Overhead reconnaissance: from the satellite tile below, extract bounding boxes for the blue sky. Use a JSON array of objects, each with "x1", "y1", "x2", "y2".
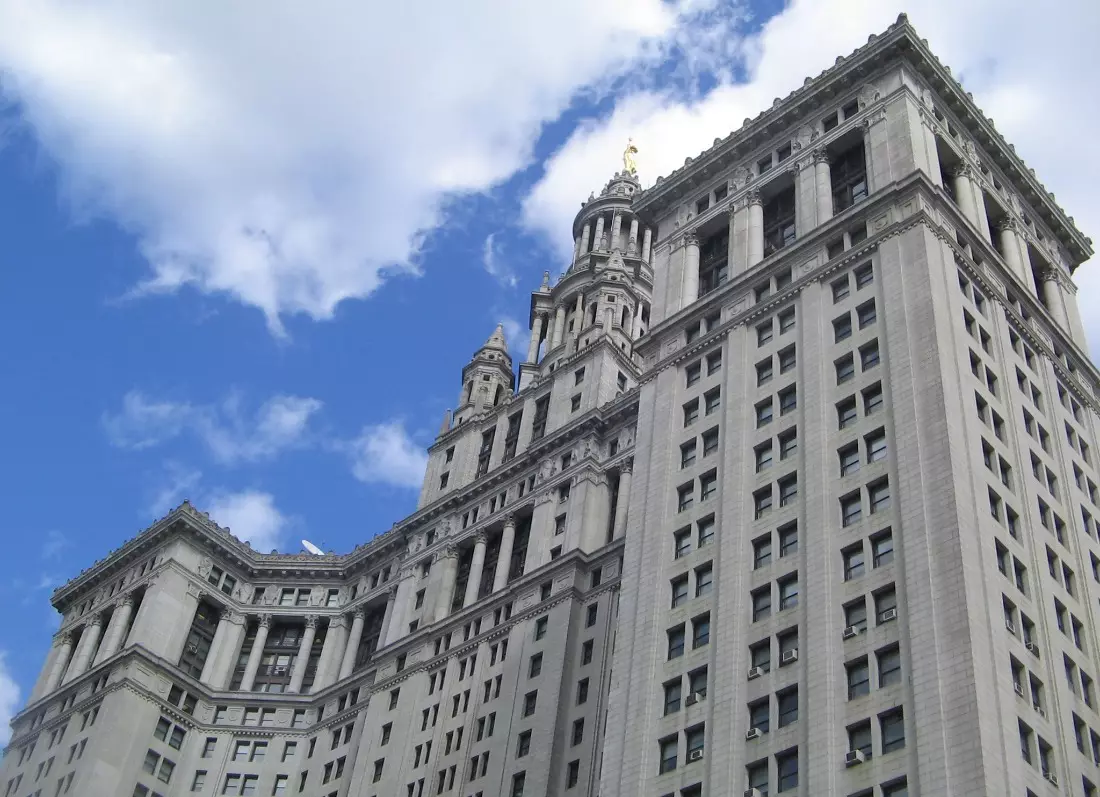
[{"x1": 0, "y1": 0, "x2": 1097, "y2": 743}]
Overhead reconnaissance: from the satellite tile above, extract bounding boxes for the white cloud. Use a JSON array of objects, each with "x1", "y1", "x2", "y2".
[
  {"x1": 148, "y1": 461, "x2": 204, "y2": 517},
  {"x1": 104, "y1": 391, "x2": 322, "y2": 464},
  {"x1": 348, "y1": 421, "x2": 428, "y2": 490},
  {"x1": 482, "y1": 233, "x2": 518, "y2": 288},
  {"x1": 0, "y1": 0, "x2": 731, "y2": 334},
  {"x1": 523, "y1": 0, "x2": 1100, "y2": 348},
  {"x1": 0, "y1": 652, "x2": 19, "y2": 747},
  {"x1": 206, "y1": 490, "x2": 288, "y2": 553}
]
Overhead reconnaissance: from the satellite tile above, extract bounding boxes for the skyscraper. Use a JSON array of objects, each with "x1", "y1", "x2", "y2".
[{"x1": 2, "y1": 14, "x2": 1097, "y2": 797}]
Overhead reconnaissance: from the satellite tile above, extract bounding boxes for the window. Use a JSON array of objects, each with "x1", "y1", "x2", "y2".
[
  {"x1": 848, "y1": 720, "x2": 873, "y2": 758},
  {"x1": 777, "y1": 687, "x2": 798, "y2": 727},
  {"x1": 753, "y1": 535, "x2": 773, "y2": 568},
  {"x1": 671, "y1": 576, "x2": 689, "y2": 608},
  {"x1": 749, "y1": 698, "x2": 770, "y2": 733},
  {"x1": 702, "y1": 427, "x2": 719, "y2": 457},
  {"x1": 841, "y1": 493, "x2": 862, "y2": 526},
  {"x1": 750, "y1": 639, "x2": 771, "y2": 673},
  {"x1": 854, "y1": 263, "x2": 873, "y2": 289},
  {"x1": 779, "y1": 307, "x2": 796, "y2": 333},
  {"x1": 664, "y1": 680, "x2": 683, "y2": 715},
  {"x1": 581, "y1": 640, "x2": 593, "y2": 664},
  {"x1": 511, "y1": 773, "x2": 526, "y2": 797},
  {"x1": 838, "y1": 397, "x2": 857, "y2": 429},
  {"x1": 516, "y1": 731, "x2": 531, "y2": 758},
  {"x1": 847, "y1": 657, "x2": 870, "y2": 699},
  {"x1": 757, "y1": 320, "x2": 774, "y2": 346},
  {"x1": 871, "y1": 530, "x2": 894, "y2": 567},
  {"x1": 779, "y1": 523, "x2": 798, "y2": 556},
  {"x1": 863, "y1": 383, "x2": 883, "y2": 414},
  {"x1": 674, "y1": 529, "x2": 691, "y2": 558},
  {"x1": 528, "y1": 653, "x2": 543, "y2": 678},
  {"x1": 668, "y1": 626, "x2": 686, "y2": 659},
  {"x1": 522, "y1": 691, "x2": 537, "y2": 716},
  {"x1": 839, "y1": 443, "x2": 860, "y2": 476},
  {"x1": 659, "y1": 737, "x2": 678, "y2": 774},
  {"x1": 860, "y1": 340, "x2": 880, "y2": 370},
  {"x1": 834, "y1": 313, "x2": 852, "y2": 342},
  {"x1": 778, "y1": 386, "x2": 796, "y2": 415},
  {"x1": 843, "y1": 544, "x2": 865, "y2": 581},
  {"x1": 747, "y1": 760, "x2": 769, "y2": 794},
  {"x1": 692, "y1": 613, "x2": 710, "y2": 648},
  {"x1": 836, "y1": 354, "x2": 855, "y2": 383},
  {"x1": 857, "y1": 299, "x2": 876, "y2": 328},
  {"x1": 704, "y1": 388, "x2": 720, "y2": 415},
  {"x1": 880, "y1": 709, "x2": 905, "y2": 753},
  {"x1": 752, "y1": 587, "x2": 772, "y2": 621},
  {"x1": 696, "y1": 564, "x2": 713, "y2": 597},
  {"x1": 707, "y1": 350, "x2": 722, "y2": 375},
  {"x1": 684, "y1": 399, "x2": 699, "y2": 426},
  {"x1": 778, "y1": 475, "x2": 797, "y2": 506},
  {"x1": 875, "y1": 586, "x2": 897, "y2": 623},
  {"x1": 776, "y1": 748, "x2": 798, "y2": 792},
  {"x1": 685, "y1": 362, "x2": 701, "y2": 387},
  {"x1": 754, "y1": 486, "x2": 773, "y2": 519},
  {"x1": 832, "y1": 276, "x2": 851, "y2": 302},
  {"x1": 678, "y1": 483, "x2": 694, "y2": 512},
  {"x1": 882, "y1": 780, "x2": 908, "y2": 797},
  {"x1": 845, "y1": 598, "x2": 868, "y2": 632},
  {"x1": 757, "y1": 357, "x2": 774, "y2": 386},
  {"x1": 778, "y1": 575, "x2": 798, "y2": 610},
  {"x1": 681, "y1": 440, "x2": 697, "y2": 469},
  {"x1": 756, "y1": 441, "x2": 774, "y2": 472},
  {"x1": 869, "y1": 479, "x2": 890, "y2": 513},
  {"x1": 700, "y1": 471, "x2": 717, "y2": 502}
]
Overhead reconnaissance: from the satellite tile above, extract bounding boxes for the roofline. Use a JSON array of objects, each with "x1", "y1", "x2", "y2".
[{"x1": 632, "y1": 14, "x2": 1091, "y2": 266}]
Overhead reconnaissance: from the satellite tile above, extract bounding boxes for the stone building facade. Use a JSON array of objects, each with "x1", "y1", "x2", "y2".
[{"x1": 3, "y1": 14, "x2": 1099, "y2": 797}]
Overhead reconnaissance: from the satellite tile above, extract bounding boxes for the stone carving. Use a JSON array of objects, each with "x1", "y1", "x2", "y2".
[
  {"x1": 197, "y1": 557, "x2": 212, "y2": 579},
  {"x1": 257, "y1": 614, "x2": 272, "y2": 628},
  {"x1": 731, "y1": 166, "x2": 752, "y2": 189},
  {"x1": 305, "y1": 615, "x2": 319, "y2": 629},
  {"x1": 963, "y1": 139, "x2": 979, "y2": 163},
  {"x1": 792, "y1": 125, "x2": 817, "y2": 151},
  {"x1": 746, "y1": 188, "x2": 763, "y2": 206},
  {"x1": 857, "y1": 82, "x2": 881, "y2": 110}
]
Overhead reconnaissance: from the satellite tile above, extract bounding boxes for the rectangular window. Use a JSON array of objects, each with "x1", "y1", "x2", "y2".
[
  {"x1": 880, "y1": 709, "x2": 906, "y2": 753},
  {"x1": 847, "y1": 657, "x2": 870, "y2": 699}
]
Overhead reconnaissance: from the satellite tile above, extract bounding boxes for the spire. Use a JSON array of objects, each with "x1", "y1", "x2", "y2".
[
  {"x1": 483, "y1": 323, "x2": 508, "y2": 353},
  {"x1": 438, "y1": 408, "x2": 452, "y2": 436}
]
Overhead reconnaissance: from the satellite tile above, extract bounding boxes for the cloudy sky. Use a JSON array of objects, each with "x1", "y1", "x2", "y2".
[{"x1": 0, "y1": 0, "x2": 1097, "y2": 743}]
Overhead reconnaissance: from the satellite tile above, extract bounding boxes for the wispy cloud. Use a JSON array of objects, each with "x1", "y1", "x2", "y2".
[
  {"x1": 103, "y1": 391, "x2": 322, "y2": 465},
  {"x1": 346, "y1": 421, "x2": 428, "y2": 490},
  {"x1": 206, "y1": 490, "x2": 289, "y2": 553},
  {"x1": 0, "y1": 653, "x2": 18, "y2": 746},
  {"x1": 482, "y1": 232, "x2": 518, "y2": 288},
  {"x1": 148, "y1": 461, "x2": 204, "y2": 517},
  {"x1": 40, "y1": 530, "x2": 69, "y2": 561}
]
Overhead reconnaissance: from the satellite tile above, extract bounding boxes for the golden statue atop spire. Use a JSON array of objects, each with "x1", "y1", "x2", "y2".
[{"x1": 623, "y1": 138, "x2": 638, "y2": 175}]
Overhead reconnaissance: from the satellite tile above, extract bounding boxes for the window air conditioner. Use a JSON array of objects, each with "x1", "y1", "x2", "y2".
[
  {"x1": 844, "y1": 750, "x2": 866, "y2": 767},
  {"x1": 880, "y1": 608, "x2": 898, "y2": 622},
  {"x1": 744, "y1": 790, "x2": 762, "y2": 797},
  {"x1": 1025, "y1": 641, "x2": 1040, "y2": 656},
  {"x1": 1014, "y1": 682, "x2": 1025, "y2": 697},
  {"x1": 1043, "y1": 771, "x2": 1058, "y2": 786},
  {"x1": 842, "y1": 625, "x2": 862, "y2": 640},
  {"x1": 745, "y1": 727, "x2": 762, "y2": 741},
  {"x1": 687, "y1": 749, "x2": 704, "y2": 762},
  {"x1": 781, "y1": 648, "x2": 799, "y2": 664},
  {"x1": 747, "y1": 666, "x2": 764, "y2": 680}
]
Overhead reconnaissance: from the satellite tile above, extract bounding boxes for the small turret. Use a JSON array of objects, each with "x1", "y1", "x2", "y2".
[{"x1": 454, "y1": 324, "x2": 515, "y2": 423}]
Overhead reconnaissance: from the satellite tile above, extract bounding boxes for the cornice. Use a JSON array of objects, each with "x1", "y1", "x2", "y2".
[{"x1": 632, "y1": 15, "x2": 1090, "y2": 265}]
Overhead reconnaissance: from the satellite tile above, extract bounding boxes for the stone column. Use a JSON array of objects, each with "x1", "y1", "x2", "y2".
[
  {"x1": 95, "y1": 594, "x2": 135, "y2": 664},
  {"x1": 312, "y1": 616, "x2": 346, "y2": 692},
  {"x1": 464, "y1": 533, "x2": 488, "y2": 607},
  {"x1": 64, "y1": 617, "x2": 103, "y2": 683},
  {"x1": 813, "y1": 148, "x2": 833, "y2": 225},
  {"x1": 572, "y1": 234, "x2": 582, "y2": 265},
  {"x1": 339, "y1": 609, "x2": 366, "y2": 680},
  {"x1": 997, "y1": 218, "x2": 1027, "y2": 283},
  {"x1": 45, "y1": 633, "x2": 75, "y2": 692},
  {"x1": 1037, "y1": 265, "x2": 1071, "y2": 330},
  {"x1": 198, "y1": 610, "x2": 230, "y2": 686},
  {"x1": 239, "y1": 615, "x2": 271, "y2": 692},
  {"x1": 550, "y1": 306, "x2": 566, "y2": 350},
  {"x1": 213, "y1": 611, "x2": 247, "y2": 689},
  {"x1": 631, "y1": 304, "x2": 644, "y2": 339},
  {"x1": 641, "y1": 228, "x2": 653, "y2": 263},
  {"x1": 288, "y1": 616, "x2": 318, "y2": 694},
  {"x1": 681, "y1": 232, "x2": 700, "y2": 308},
  {"x1": 492, "y1": 516, "x2": 517, "y2": 592},
  {"x1": 918, "y1": 109, "x2": 943, "y2": 187},
  {"x1": 747, "y1": 190, "x2": 764, "y2": 267},
  {"x1": 379, "y1": 587, "x2": 397, "y2": 647},
  {"x1": 627, "y1": 218, "x2": 639, "y2": 255},
  {"x1": 610, "y1": 212, "x2": 623, "y2": 251},
  {"x1": 433, "y1": 548, "x2": 459, "y2": 624},
  {"x1": 384, "y1": 575, "x2": 415, "y2": 646},
  {"x1": 580, "y1": 474, "x2": 610, "y2": 552},
  {"x1": 579, "y1": 222, "x2": 592, "y2": 256},
  {"x1": 972, "y1": 180, "x2": 992, "y2": 243},
  {"x1": 573, "y1": 293, "x2": 584, "y2": 333},
  {"x1": 951, "y1": 165, "x2": 979, "y2": 229},
  {"x1": 593, "y1": 215, "x2": 606, "y2": 250},
  {"x1": 613, "y1": 460, "x2": 633, "y2": 540},
  {"x1": 602, "y1": 306, "x2": 614, "y2": 335},
  {"x1": 526, "y1": 313, "x2": 545, "y2": 363}
]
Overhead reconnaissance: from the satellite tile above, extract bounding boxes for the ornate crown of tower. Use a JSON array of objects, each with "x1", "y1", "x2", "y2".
[
  {"x1": 517, "y1": 160, "x2": 655, "y2": 390},
  {"x1": 453, "y1": 323, "x2": 515, "y2": 423}
]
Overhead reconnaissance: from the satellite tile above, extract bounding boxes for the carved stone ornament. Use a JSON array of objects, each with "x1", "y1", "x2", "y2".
[
  {"x1": 731, "y1": 166, "x2": 752, "y2": 189},
  {"x1": 857, "y1": 82, "x2": 881, "y2": 110},
  {"x1": 87, "y1": 615, "x2": 103, "y2": 629},
  {"x1": 995, "y1": 216, "x2": 1020, "y2": 234},
  {"x1": 812, "y1": 147, "x2": 831, "y2": 166},
  {"x1": 304, "y1": 615, "x2": 319, "y2": 629},
  {"x1": 440, "y1": 545, "x2": 458, "y2": 561},
  {"x1": 746, "y1": 188, "x2": 763, "y2": 205},
  {"x1": 57, "y1": 631, "x2": 73, "y2": 647},
  {"x1": 257, "y1": 614, "x2": 272, "y2": 628},
  {"x1": 621, "y1": 457, "x2": 634, "y2": 475},
  {"x1": 1034, "y1": 263, "x2": 1061, "y2": 285},
  {"x1": 502, "y1": 513, "x2": 517, "y2": 529},
  {"x1": 353, "y1": 607, "x2": 367, "y2": 621},
  {"x1": 474, "y1": 531, "x2": 488, "y2": 547},
  {"x1": 118, "y1": 592, "x2": 135, "y2": 608},
  {"x1": 793, "y1": 125, "x2": 817, "y2": 151},
  {"x1": 197, "y1": 557, "x2": 213, "y2": 578},
  {"x1": 963, "y1": 139, "x2": 979, "y2": 163},
  {"x1": 387, "y1": 584, "x2": 399, "y2": 601}
]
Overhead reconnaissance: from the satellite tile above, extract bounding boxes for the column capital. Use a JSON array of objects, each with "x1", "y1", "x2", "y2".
[
  {"x1": 86, "y1": 615, "x2": 103, "y2": 629},
  {"x1": 304, "y1": 615, "x2": 319, "y2": 629},
  {"x1": 1035, "y1": 263, "x2": 1063, "y2": 285},
  {"x1": 474, "y1": 531, "x2": 489, "y2": 547},
  {"x1": 502, "y1": 513, "x2": 517, "y2": 530},
  {"x1": 949, "y1": 163, "x2": 974, "y2": 180},
  {"x1": 387, "y1": 584, "x2": 399, "y2": 601},
  {"x1": 621, "y1": 457, "x2": 634, "y2": 475},
  {"x1": 226, "y1": 611, "x2": 247, "y2": 627},
  {"x1": 811, "y1": 147, "x2": 831, "y2": 166},
  {"x1": 352, "y1": 607, "x2": 366, "y2": 621},
  {"x1": 256, "y1": 614, "x2": 272, "y2": 628},
  {"x1": 995, "y1": 216, "x2": 1021, "y2": 234},
  {"x1": 117, "y1": 592, "x2": 136, "y2": 609},
  {"x1": 56, "y1": 631, "x2": 74, "y2": 647},
  {"x1": 329, "y1": 615, "x2": 348, "y2": 630},
  {"x1": 438, "y1": 545, "x2": 458, "y2": 561},
  {"x1": 682, "y1": 230, "x2": 699, "y2": 248},
  {"x1": 746, "y1": 188, "x2": 763, "y2": 207}
]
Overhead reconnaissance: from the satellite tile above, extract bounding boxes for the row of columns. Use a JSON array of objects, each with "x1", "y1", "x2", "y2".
[
  {"x1": 572, "y1": 214, "x2": 653, "y2": 267},
  {"x1": 528, "y1": 294, "x2": 649, "y2": 363},
  {"x1": 680, "y1": 145, "x2": 839, "y2": 310},
  {"x1": 47, "y1": 592, "x2": 139, "y2": 691}
]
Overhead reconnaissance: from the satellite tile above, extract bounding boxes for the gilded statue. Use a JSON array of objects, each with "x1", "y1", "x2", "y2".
[{"x1": 623, "y1": 138, "x2": 638, "y2": 174}]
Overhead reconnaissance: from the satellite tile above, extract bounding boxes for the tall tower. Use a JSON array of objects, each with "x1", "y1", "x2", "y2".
[{"x1": 3, "y1": 15, "x2": 1099, "y2": 797}]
